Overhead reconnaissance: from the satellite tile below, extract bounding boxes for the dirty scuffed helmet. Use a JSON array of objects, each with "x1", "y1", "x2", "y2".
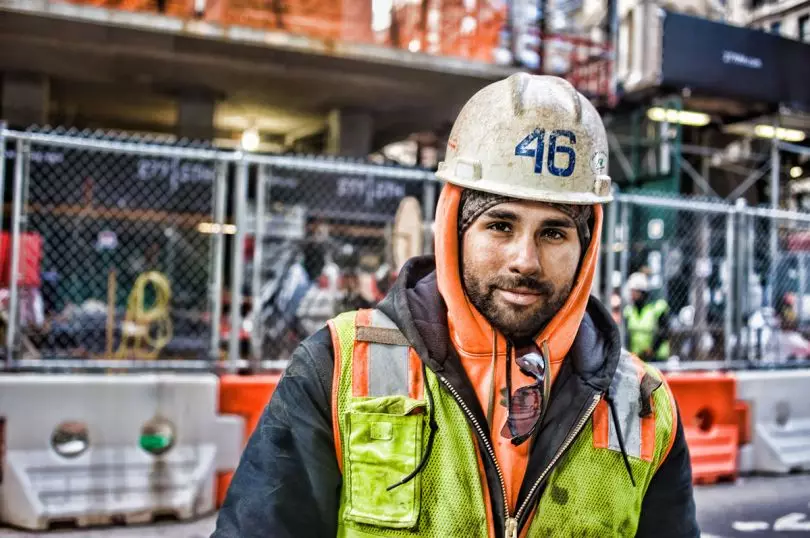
[{"x1": 436, "y1": 73, "x2": 612, "y2": 205}]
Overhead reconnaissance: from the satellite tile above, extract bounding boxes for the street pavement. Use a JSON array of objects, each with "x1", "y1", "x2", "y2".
[
  {"x1": 696, "y1": 474, "x2": 810, "y2": 537},
  {"x1": 1, "y1": 474, "x2": 808, "y2": 537}
]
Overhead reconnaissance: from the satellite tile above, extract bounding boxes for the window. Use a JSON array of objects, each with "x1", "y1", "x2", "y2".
[
  {"x1": 800, "y1": 15, "x2": 809, "y2": 42},
  {"x1": 771, "y1": 21, "x2": 782, "y2": 35}
]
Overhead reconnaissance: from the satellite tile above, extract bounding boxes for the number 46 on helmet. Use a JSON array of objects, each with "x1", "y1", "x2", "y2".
[{"x1": 436, "y1": 72, "x2": 612, "y2": 205}]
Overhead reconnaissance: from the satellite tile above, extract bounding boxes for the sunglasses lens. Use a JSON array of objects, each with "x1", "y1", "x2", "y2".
[{"x1": 500, "y1": 386, "x2": 543, "y2": 439}]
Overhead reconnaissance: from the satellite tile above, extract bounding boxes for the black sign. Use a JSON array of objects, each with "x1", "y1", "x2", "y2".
[
  {"x1": 267, "y1": 168, "x2": 425, "y2": 223},
  {"x1": 3, "y1": 146, "x2": 215, "y2": 214},
  {"x1": 661, "y1": 11, "x2": 810, "y2": 109}
]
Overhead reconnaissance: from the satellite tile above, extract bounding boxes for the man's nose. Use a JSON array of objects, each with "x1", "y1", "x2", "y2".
[{"x1": 507, "y1": 234, "x2": 541, "y2": 276}]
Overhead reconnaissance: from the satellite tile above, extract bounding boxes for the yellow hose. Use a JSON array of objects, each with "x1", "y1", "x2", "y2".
[{"x1": 115, "y1": 271, "x2": 173, "y2": 360}]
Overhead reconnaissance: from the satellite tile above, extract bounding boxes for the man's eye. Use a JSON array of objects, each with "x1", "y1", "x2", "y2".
[
  {"x1": 487, "y1": 222, "x2": 511, "y2": 233},
  {"x1": 543, "y1": 229, "x2": 566, "y2": 241}
]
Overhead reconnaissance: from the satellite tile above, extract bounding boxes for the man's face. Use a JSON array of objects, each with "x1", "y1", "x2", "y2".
[
  {"x1": 631, "y1": 289, "x2": 645, "y2": 304},
  {"x1": 462, "y1": 200, "x2": 583, "y2": 341}
]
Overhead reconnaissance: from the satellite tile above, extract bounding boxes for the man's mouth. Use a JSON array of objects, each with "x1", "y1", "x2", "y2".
[{"x1": 496, "y1": 287, "x2": 543, "y2": 306}]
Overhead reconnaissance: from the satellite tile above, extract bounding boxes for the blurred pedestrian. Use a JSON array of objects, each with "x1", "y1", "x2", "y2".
[{"x1": 624, "y1": 271, "x2": 671, "y2": 362}]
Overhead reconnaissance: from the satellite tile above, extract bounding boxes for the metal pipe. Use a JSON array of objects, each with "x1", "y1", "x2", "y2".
[
  {"x1": 603, "y1": 188, "x2": 619, "y2": 301},
  {"x1": 2, "y1": 129, "x2": 225, "y2": 161},
  {"x1": 0, "y1": 121, "x2": 7, "y2": 243},
  {"x1": 208, "y1": 160, "x2": 227, "y2": 363},
  {"x1": 796, "y1": 252, "x2": 807, "y2": 331},
  {"x1": 618, "y1": 199, "x2": 630, "y2": 344},
  {"x1": 228, "y1": 156, "x2": 249, "y2": 372},
  {"x1": 746, "y1": 210, "x2": 756, "y2": 360},
  {"x1": 422, "y1": 179, "x2": 437, "y2": 254},
  {"x1": 724, "y1": 209, "x2": 735, "y2": 365},
  {"x1": 726, "y1": 162, "x2": 770, "y2": 201},
  {"x1": 617, "y1": 192, "x2": 732, "y2": 214},
  {"x1": 250, "y1": 164, "x2": 268, "y2": 372},
  {"x1": 734, "y1": 198, "x2": 747, "y2": 361},
  {"x1": 6, "y1": 140, "x2": 29, "y2": 364},
  {"x1": 769, "y1": 124, "x2": 780, "y2": 308}
]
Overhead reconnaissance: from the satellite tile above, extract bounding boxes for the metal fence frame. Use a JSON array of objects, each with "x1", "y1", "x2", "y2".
[{"x1": 3, "y1": 126, "x2": 810, "y2": 372}]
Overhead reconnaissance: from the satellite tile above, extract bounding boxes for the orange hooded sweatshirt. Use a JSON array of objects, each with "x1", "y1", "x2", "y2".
[{"x1": 433, "y1": 183, "x2": 603, "y2": 511}]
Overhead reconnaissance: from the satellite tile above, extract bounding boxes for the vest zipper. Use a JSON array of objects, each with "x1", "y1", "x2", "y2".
[
  {"x1": 513, "y1": 393, "x2": 602, "y2": 527},
  {"x1": 437, "y1": 375, "x2": 514, "y2": 538}
]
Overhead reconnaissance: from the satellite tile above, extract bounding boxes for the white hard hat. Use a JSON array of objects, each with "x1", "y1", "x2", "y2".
[
  {"x1": 436, "y1": 73, "x2": 612, "y2": 205},
  {"x1": 627, "y1": 272, "x2": 649, "y2": 292}
]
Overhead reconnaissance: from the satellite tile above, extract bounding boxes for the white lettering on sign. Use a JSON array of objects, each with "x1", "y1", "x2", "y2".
[
  {"x1": 5, "y1": 149, "x2": 65, "y2": 164},
  {"x1": 336, "y1": 177, "x2": 406, "y2": 208},
  {"x1": 137, "y1": 158, "x2": 216, "y2": 192},
  {"x1": 722, "y1": 50, "x2": 763, "y2": 69}
]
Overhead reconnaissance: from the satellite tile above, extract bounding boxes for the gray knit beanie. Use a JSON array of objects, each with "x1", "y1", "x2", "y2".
[{"x1": 458, "y1": 189, "x2": 592, "y2": 250}]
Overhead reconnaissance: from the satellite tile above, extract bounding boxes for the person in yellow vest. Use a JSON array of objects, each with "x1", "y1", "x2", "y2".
[
  {"x1": 214, "y1": 74, "x2": 698, "y2": 537},
  {"x1": 624, "y1": 272, "x2": 671, "y2": 362}
]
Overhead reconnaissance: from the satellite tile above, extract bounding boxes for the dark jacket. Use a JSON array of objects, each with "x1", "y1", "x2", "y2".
[{"x1": 213, "y1": 257, "x2": 699, "y2": 538}]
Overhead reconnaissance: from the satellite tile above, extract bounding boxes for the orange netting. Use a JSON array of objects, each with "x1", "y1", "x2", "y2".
[{"x1": 64, "y1": 0, "x2": 508, "y2": 64}]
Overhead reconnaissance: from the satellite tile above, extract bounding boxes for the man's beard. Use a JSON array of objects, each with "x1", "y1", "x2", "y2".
[{"x1": 463, "y1": 270, "x2": 573, "y2": 342}]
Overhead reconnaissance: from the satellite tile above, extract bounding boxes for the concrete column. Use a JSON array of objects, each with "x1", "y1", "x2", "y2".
[
  {"x1": 176, "y1": 92, "x2": 216, "y2": 141},
  {"x1": 1, "y1": 73, "x2": 50, "y2": 128},
  {"x1": 326, "y1": 108, "x2": 374, "y2": 158}
]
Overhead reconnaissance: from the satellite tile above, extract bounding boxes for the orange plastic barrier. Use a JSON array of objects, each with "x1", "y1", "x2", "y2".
[
  {"x1": 216, "y1": 373, "x2": 283, "y2": 506},
  {"x1": 664, "y1": 372, "x2": 738, "y2": 484},
  {"x1": 735, "y1": 401, "x2": 751, "y2": 446}
]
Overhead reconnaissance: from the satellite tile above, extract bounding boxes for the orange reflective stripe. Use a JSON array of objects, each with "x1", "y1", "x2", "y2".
[
  {"x1": 327, "y1": 318, "x2": 344, "y2": 472},
  {"x1": 408, "y1": 348, "x2": 424, "y2": 400},
  {"x1": 351, "y1": 309, "x2": 373, "y2": 397},
  {"x1": 631, "y1": 356, "x2": 657, "y2": 462},
  {"x1": 592, "y1": 398, "x2": 610, "y2": 449},
  {"x1": 660, "y1": 376, "x2": 679, "y2": 470}
]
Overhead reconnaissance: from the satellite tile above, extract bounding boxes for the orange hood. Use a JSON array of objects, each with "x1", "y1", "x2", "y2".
[{"x1": 435, "y1": 183, "x2": 603, "y2": 370}]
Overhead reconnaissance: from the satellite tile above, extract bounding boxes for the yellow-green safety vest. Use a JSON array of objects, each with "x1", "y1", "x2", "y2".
[
  {"x1": 624, "y1": 300, "x2": 670, "y2": 361},
  {"x1": 329, "y1": 309, "x2": 678, "y2": 537}
]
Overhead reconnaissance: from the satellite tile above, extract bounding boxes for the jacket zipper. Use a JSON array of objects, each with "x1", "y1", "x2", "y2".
[
  {"x1": 513, "y1": 394, "x2": 602, "y2": 529},
  {"x1": 439, "y1": 373, "x2": 601, "y2": 538},
  {"x1": 437, "y1": 375, "x2": 516, "y2": 537}
]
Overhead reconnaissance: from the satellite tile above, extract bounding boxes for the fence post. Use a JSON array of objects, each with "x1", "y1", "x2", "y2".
[
  {"x1": 618, "y1": 197, "x2": 630, "y2": 345},
  {"x1": 0, "y1": 121, "x2": 6, "y2": 238},
  {"x1": 734, "y1": 198, "x2": 747, "y2": 361},
  {"x1": 0, "y1": 124, "x2": 7, "y2": 367},
  {"x1": 228, "y1": 155, "x2": 249, "y2": 372},
  {"x1": 250, "y1": 164, "x2": 268, "y2": 373},
  {"x1": 768, "y1": 128, "x2": 780, "y2": 308},
  {"x1": 725, "y1": 207, "x2": 735, "y2": 365},
  {"x1": 422, "y1": 178, "x2": 436, "y2": 254},
  {"x1": 603, "y1": 186, "x2": 619, "y2": 302},
  {"x1": 208, "y1": 159, "x2": 228, "y2": 364},
  {"x1": 6, "y1": 140, "x2": 29, "y2": 364}
]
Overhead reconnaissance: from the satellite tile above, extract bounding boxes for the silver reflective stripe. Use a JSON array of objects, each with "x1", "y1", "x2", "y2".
[
  {"x1": 367, "y1": 309, "x2": 410, "y2": 397},
  {"x1": 607, "y1": 351, "x2": 642, "y2": 458}
]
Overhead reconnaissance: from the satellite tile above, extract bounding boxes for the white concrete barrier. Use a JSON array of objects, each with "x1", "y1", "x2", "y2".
[
  {"x1": 735, "y1": 369, "x2": 810, "y2": 474},
  {"x1": 0, "y1": 374, "x2": 243, "y2": 530}
]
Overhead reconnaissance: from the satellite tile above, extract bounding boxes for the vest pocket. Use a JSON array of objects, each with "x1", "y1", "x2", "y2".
[{"x1": 344, "y1": 396, "x2": 425, "y2": 529}]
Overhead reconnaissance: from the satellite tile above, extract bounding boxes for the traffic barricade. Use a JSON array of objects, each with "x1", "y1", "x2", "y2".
[
  {"x1": 735, "y1": 369, "x2": 810, "y2": 474},
  {"x1": 0, "y1": 374, "x2": 243, "y2": 530},
  {"x1": 216, "y1": 373, "x2": 282, "y2": 506},
  {"x1": 664, "y1": 372, "x2": 739, "y2": 484}
]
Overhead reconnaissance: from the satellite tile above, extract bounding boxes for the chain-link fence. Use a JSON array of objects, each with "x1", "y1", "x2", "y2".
[
  {"x1": 602, "y1": 191, "x2": 810, "y2": 369},
  {"x1": 4, "y1": 126, "x2": 810, "y2": 372},
  {"x1": 0, "y1": 127, "x2": 437, "y2": 372}
]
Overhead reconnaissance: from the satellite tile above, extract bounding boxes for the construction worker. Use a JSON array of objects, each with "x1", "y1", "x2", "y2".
[
  {"x1": 213, "y1": 74, "x2": 697, "y2": 537},
  {"x1": 624, "y1": 272, "x2": 671, "y2": 362}
]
